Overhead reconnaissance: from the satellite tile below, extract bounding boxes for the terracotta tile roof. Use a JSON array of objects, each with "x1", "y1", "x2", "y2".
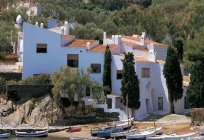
[
  {"x1": 145, "y1": 39, "x2": 167, "y2": 48},
  {"x1": 67, "y1": 39, "x2": 97, "y2": 47},
  {"x1": 134, "y1": 57, "x2": 153, "y2": 63},
  {"x1": 123, "y1": 35, "x2": 167, "y2": 48},
  {"x1": 115, "y1": 54, "x2": 153, "y2": 63},
  {"x1": 123, "y1": 41, "x2": 147, "y2": 50},
  {"x1": 123, "y1": 36, "x2": 141, "y2": 42},
  {"x1": 89, "y1": 44, "x2": 118, "y2": 52}
]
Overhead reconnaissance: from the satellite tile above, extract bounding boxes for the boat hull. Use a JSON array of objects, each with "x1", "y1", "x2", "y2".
[
  {"x1": 15, "y1": 130, "x2": 48, "y2": 137},
  {"x1": 0, "y1": 133, "x2": 10, "y2": 138},
  {"x1": 147, "y1": 132, "x2": 197, "y2": 140},
  {"x1": 126, "y1": 127, "x2": 162, "y2": 140}
]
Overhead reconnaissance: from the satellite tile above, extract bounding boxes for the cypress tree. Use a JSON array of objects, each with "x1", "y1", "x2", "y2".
[
  {"x1": 187, "y1": 61, "x2": 204, "y2": 108},
  {"x1": 173, "y1": 38, "x2": 184, "y2": 60},
  {"x1": 163, "y1": 46, "x2": 183, "y2": 113},
  {"x1": 121, "y1": 52, "x2": 140, "y2": 109},
  {"x1": 103, "y1": 45, "x2": 112, "y2": 95}
]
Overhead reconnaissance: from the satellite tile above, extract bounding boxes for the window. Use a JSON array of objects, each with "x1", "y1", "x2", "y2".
[
  {"x1": 67, "y1": 54, "x2": 79, "y2": 68},
  {"x1": 116, "y1": 70, "x2": 123, "y2": 79},
  {"x1": 36, "y1": 44, "x2": 47, "y2": 53},
  {"x1": 141, "y1": 68, "x2": 150, "y2": 78},
  {"x1": 91, "y1": 64, "x2": 101, "y2": 73}
]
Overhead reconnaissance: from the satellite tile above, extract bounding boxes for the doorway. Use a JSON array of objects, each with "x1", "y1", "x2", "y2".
[
  {"x1": 146, "y1": 99, "x2": 150, "y2": 113},
  {"x1": 158, "y1": 97, "x2": 163, "y2": 110}
]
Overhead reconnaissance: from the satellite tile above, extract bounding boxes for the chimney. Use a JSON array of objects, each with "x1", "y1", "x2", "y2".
[
  {"x1": 103, "y1": 32, "x2": 107, "y2": 45},
  {"x1": 35, "y1": 22, "x2": 38, "y2": 27},
  {"x1": 40, "y1": 23, "x2": 44, "y2": 28},
  {"x1": 112, "y1": 35, "x2": 115, "y2": 44},
  {"x1": 115, "y1": 35, "x2": 121, "y2": 45},
  {"x1": 64, "y1": 21, "x2": 69, "y2": 35},
  {"x1": 141, "y1": 32, "x2": 146, "y2": 46},
  {"x1": 149, "y1": 43, "x2": 156, "y2": 62},
  {"x1": 86, "y1": 42, "x2": 91, "y2": 50}
]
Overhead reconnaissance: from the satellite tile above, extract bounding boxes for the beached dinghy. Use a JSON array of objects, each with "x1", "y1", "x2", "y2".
[
  {"x1": 113, "y1": 118, "x2": 134, "y2": 129},
  {"x1": 67, "y1": 127, "x2": 82, "y2": 133},
  {"x1": 15, "y1": 129, "x2": 48, "y2": 137},
  {"x1": 0, "y1": 132, "x2": 10, "y2": 138},
  {"x1": 111, "y1": 128, "x2": 138, "y2": 138},
  {"x1": 147, "y1": 132, "x2": 197, "y2": 140},
  {"x1": 97, "y1": 127, "x2": 123, "y2": 138},
  {"x1": 126, "y1": 127, "x2": 162, "y2": 140}
]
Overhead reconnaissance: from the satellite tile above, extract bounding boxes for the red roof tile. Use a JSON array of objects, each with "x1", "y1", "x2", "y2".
[
  {"x1": 123, "y1": 41, "x2": 147, "y2": 50},
  {"x1": 67, "y1": 39, "x2": 97, "y2": 47},
  {"x1": 89, "y1": 44, "x2": 118, "y2": 52},
  {"x1": 123, "y1": 36, "x2": 141, "y2": 42}
]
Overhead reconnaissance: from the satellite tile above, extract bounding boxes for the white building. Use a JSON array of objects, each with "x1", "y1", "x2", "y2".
[{"x1": 22, "y1": 22, "x2": 190, "y2": 120}]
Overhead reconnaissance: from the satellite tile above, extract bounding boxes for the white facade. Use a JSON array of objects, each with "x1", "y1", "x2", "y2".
[{"x1": 22, "y1": 23, "x2": 189, "y2": 120}]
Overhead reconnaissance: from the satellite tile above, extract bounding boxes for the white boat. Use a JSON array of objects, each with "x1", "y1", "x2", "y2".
[
  {"x1": 113, "y1": 118, "x2": 134, "y2": 129},
  {"x1": 111, "y1": 128, "x2": 138, "y2": 138},
  {"x1": 0, "y1": 133, "x2": 10, "y2": 138},
  {"x1": 126, "y1": 127, "x2": 162, "y2": 140},
  {"x1": 70, "y1": 138, "x2": 88, "y2": 140},
  {"x1": 147, "y1": 132, "x2": 197, "y2": 140},
  {"x1": 15, "y1": 129, "x2": 48, "y2": 137}
]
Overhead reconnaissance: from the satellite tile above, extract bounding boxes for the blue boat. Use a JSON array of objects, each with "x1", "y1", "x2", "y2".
[
  {"x1": 97, "y1": 127, "x2": 123, "y2": 138},
  {"x1": 91, "y1": 126, "x2": 113, "y2": 136}
]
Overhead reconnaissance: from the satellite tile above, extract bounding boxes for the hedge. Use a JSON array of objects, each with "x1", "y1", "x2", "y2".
[
  {"x1": 0, "y1": 72, "x2": 22, "y2": 81},
  {"x1": 7, "y1": 84, "x2": 54, "y2": 102}
]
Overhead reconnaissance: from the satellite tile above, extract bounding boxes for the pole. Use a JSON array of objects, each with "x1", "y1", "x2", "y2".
[{"x1": 126, "y1": 94, "x2": 129, "y2": 132}]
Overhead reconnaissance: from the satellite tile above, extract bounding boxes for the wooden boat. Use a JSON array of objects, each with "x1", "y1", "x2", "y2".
[
  {"x1": 0, "y1": 132, "x2": 10, "y2": 138},
  {"x1": 111, "y1": 128, "x2": 138, "y2": 138},
  {"x1": 97, "y1": 127, "x2": 123, "y2": 138},
  {"x1": 67, "y1": 127, "x2": 82, "y2": 133},
  {"x1": 15, "y1": 129, "x2": 48, "y2": 137},
  {"x1": 126, "y1": 127, "x2": 162, "y2": 140},
  {"x1": 147, "y1": 132, "x2": 197, "y2": 140}
]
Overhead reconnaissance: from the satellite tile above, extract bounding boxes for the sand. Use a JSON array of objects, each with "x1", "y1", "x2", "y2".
[{"x1": 48, "y1": 114, "x2": 198, "y2": 139}]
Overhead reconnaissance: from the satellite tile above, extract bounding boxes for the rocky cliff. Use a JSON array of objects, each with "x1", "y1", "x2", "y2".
[{"x1": 0, "y1": 95, "x2": 62, "y2": 127}]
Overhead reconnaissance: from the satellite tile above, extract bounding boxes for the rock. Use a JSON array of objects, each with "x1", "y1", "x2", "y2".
[
  {"x1": 4, "y1": 100, "x2": 34, "y2": 126},
  {"x1": 1, "y1": 94, "x2": 62, "y2": 127}
]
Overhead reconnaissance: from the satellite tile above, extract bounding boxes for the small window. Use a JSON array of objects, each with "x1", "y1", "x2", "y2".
[
  {"x1": 141, "y1": 68, "x2": 150, "y2": 78},
  {"x1": 36, "y1": 44, "x2": 47, "y2": 53},
  {"x1": 67, "y1": 54, "x2": 79, "y2": 68},
  {"x1": 91, "y1": 64, "x2": 101, "y2": 73},
  {"x1": 116, "y1": 70, "x2": 123, "y2": 79}
]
